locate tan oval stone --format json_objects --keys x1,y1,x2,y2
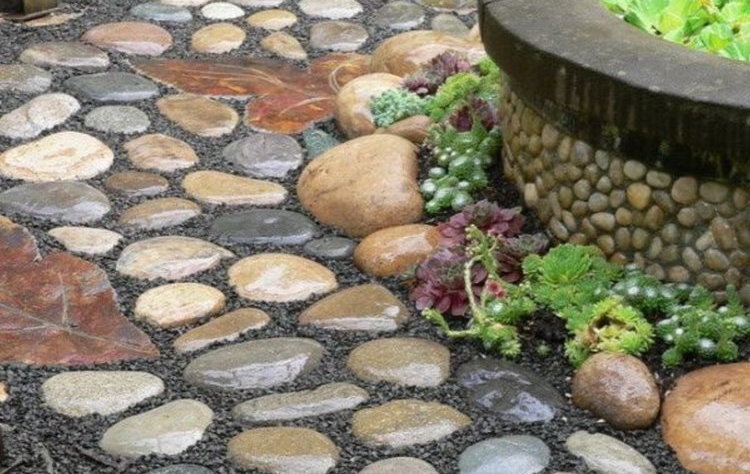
[
  {"x1": 361, "y1": 458, "x2": 438, "y2": 474},
  {"x1": 671, "y1": 176, "x2": 698, "y2": 205},
  {"x1": 124, "y1": 134, "x2": 199, "y2": 172},
  {"x1": 82, "y1": 22, "x2": 173, "y2": 56},
  {"x1": 347, "y1": 337, "x2": 450, "y2": 387},
  {"x1": 157, "y1": 94, "x2": 239, "y2": 137},
  {"x1": 0, "y1": 93, "x2": 80, "y2": 140},
  {"x1": 191, "y1": 23, "x2": 246, "y2": 54},
  {"x1": 118, "y1": 197, "x2": 201, "y2": 230},
  {"x1": 228, "y1": 253, "x2": 338, "y2": 302},
  {"x1": 183, "y1": 170, "x2": 287, "y2": 206},
  {"x1": 298, "y1": 134, "x2": 422, "y2": 237},
  {"x1": 627, "y1": 183, "x2": 652, "y2": 210},
  {"x1": 381, "y1": 115, "x2": 433, "y2": 144},
  {"x1": 246, "y1": 9, "x2": 297, "y2": 30},
  {"x1": 48, "y1": 226, "x2": 122, "y2": 255},
  {"x1": 261, "y1": 32, "x2": 307, "y2": 60},
  {"x1": 135, "y1": 283, "x2": 225, "y2": 327},
  {"x1": 354, "y1": 224, "x2": 439, "y2": 277},
  {"x1": 335, "y1": 73, "x2": 403, "y2": 138},
  {"x1": 105, "y1": 171, "x2": 169, "y2": 197},
  {"x1": 173, "y1": 308, "x2": 270, "y2": 353}
]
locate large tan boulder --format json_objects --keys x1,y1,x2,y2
[{"x1": 335, "y1": 73, "x2": 402, "y2": 138}]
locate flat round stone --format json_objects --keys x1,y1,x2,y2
[
  {"x1": 233, "y1": 382, "x2": 368, "y2": 423},
  {"x1": 160, "y1": 0, "x2": 211, "y2": 6},
  {"x1": 82, "y1": 22, "x2": 173, "y2": 56},
  {"x1": 20, "y1": 41, "x2": 110, "y2": 69},
  {"x1": 565, "y1": 431, "x2": 656, "y2": 474},
  {"x1": 0, "y1": 94, "x2": 80, "y2": 140},
  {"x1": 352, "y1": 399, "x2": 471, "y2": 448},
  {"x1": 223, "y1": 133, "x2": 303, "y2": 178},
  {"x1": 361, "y1": 458, "x2": 438, "y2": 474},
  {"x1": 124, "y1": 134, "x2": 198, "y2": 173},
  {"x1": 183, "y1": 171, "x2": 287, "y2": 206},
  {"x1": 173, "y1": 308, "x2": 271, "y2": 353},
  {"x1": 310, "y1": 21, "x2": 368, "y2": 51},
  {"x1": 459, "y1": 436, "x2": 551, "y2": 474},
  {"x1": 201, "y1": 2, "x2": 245, "y2": 19},
  {"x1": 130, "y1": 2, "x2": 193, "y2": 22},
  {"x1": 100, "y1": 399, "x2": 213, "y2": 458},
  {"x1": 0, "y1": 64, "x2": 52, "y2": 93},
  {"x1": 228, "y1": 427, "x2": 339, "y2": 474},
  {"x1": 105, "y1": 171, "x2": 169, "y2": 197},
  {"x1": 417, "y1": 0, "x2": 476, "y2": 13},
  {"x1": 118, "y1": 197, "x2": 201, "y2": 230},
  {"x1": 0, "y1": 131, "x2": 112, "y2": 182},
  {"x1": 0, "y1": 182, "x2": 110, "y2": 223},
  {"x1": 41, "y1": 371, "x2": 164, "y2": 417},
  {"x1": 431, "y1": 13, "x2": 469, "y2": 35},
  {"x1": 299, "y1": 284, "x2": 409, "y2": 331},
  {"x1": 85, "y1": 106, "x2": 150, "y2": 134},
  {"x1": 211, "y1": 209, "x2": 316, "y2": 245},
  {"x1": 354, "y1": 224, "x2": 439, "y2": 277},
  {"x1": 347, "y1": 337, "x2": 450, "y2": 386},
  {"x1": 302, "y1": 128, "x2": 340, "y2": 158},
  {"x1": 135, "y1": 283, "x2": 225, "y2": 327},
  {"x1": 191, "y1": 23, "x2": 246, "y2": 54},
  {"x1": 261, "y1": 32, "x2": 308, "y2": 60},
  {"x1": 304, "y1": 236, "x2": 355, "y2": 260},
  {"x1": 158, "y1": 94, "x2": 238, "y2": 137},
  {"x1": 65, "y1": 72, "x2": 158, "y2": 102},
  {"x1": 48, "y1": 226, "x2": 122, "y2": 255},
  {"x1": 116, "y1": 236, "x2": 233, "y2": 281},
  {"x1": 184, "y1": 338, "x2": 323, "y2": 390},
  {"x1": 299, "y1": 0, "x2": 363, "y2": 19},
  {"x1": 146, "y1": 466, "x2": 212, "y2": 474},
  {"x1": 246, "y1": 9, "x2": 297, "y2": 30},
  {"x1": 228, "y1": 253, "x2": 337, "y2": 302},
  {"x1": 374, "y1": 1, "x2": 425, "y2": 29}
]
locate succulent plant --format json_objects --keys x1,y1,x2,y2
[
  {"x1": 497, "y1": 233, "x2": 551, "y2": 283},
  {"x1": 369, "y1": 88, "x2": 430, "y2": 128},
  {"x1": 437, "y1": 200, "x2": 525, "y2": 247},
  {"x1": 403, "y1": 51, "x2": 473, "y2": 96}
]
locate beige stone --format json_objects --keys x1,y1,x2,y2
[
  {"x1": 48, "y1": 226, "x2": 122, "y2": 255},
  {"x1": 191, "y1": 23, "x2": 246, "y2": 53},
  {"x1": 124, "y1": 134, "x2": 198, "y2": 172},
  {"x1": 135, "y1": 283, "x2": 225, "y2": 327},
  {"x1": 173, "y1": 308, "x2": 271, "y2": 353},
  {"x1": 381, "y1": 115, "x2": 433, "y2": 144},
  {"x1": 347, "y1": 337, "x2": 450, "y2": 387},
  {"x1": 335, "y1": 73, "x2": 403, "y2": 138},
  {"x1": 182, "y1": 170, "x2": 287, "y2": 206},
  {"x1": 261, "y1": 32, "x2": 307, "y2": 60},
  {"x1": 0, "y1": 93, "x2": 80, "y2": 140},
  {"x1": 246, "y1": 9, "x2": 298, "y2": 30},
  {"x1": 157, "y1": 94, "x2": 238, "y2": 137},
  {"x1": 627, "y1": 183, "x2": 652, "y2": 210},
  {"x1": 354, "y1": 224, "x2": 439, "y2": 277},
  {"x1": 82, "y1": 22, "x2": 173, "y2": 56},
  {"x1": 118, "y1": 197, "x2": 201, "y2": 230}
]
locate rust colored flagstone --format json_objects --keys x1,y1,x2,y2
[
  {"x1": 0, "y1": 217, "x2": 158, "y2": 366},
  {"x1": 133, "y1": 53, "x2": 370, "y2": 134}
]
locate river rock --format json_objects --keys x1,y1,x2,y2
[
  {"x1": 335, "y1": 73, "x2": 403, "y2": 138},
  {"x1": 65, "y1": 72, "x2": 158, "y2": 102},
  {"x1": 0, "y1": 182, "x2": 110, "y2": 223},
  {"x1": 118, "y1": 197, "x2": 201, "y2": 230},
  {"x1": 211, "y1": 209, "x2": 316, "y2": 245},
  {"x1": 184, "y1": 338, "x2": 323, "y2": 390},
  {"x1": 146, "y1": 466, "x2": 211, "y2": 474},
  {"x1": 360, "y1": 458, "x2": 438, "y2": 474},
  {"x1": 183, "y1": 171, "x2": 287, "y2": 206},
  {"x1": 191, "y1": 23, "x2": 246, "y2": 54},
  {"x1": 223, "y1": 132, "x2": 303, "y2": 178},
  {"x1": 354, "y1": 224, "x2": 439, "y2": 277},
  {"x1": 105, "y1": 171, "x2": 169, "y2": 196},
  {"x1": 82, "y1": 22, "x2": 173, "y2": 56},
  {"x1": 246, "y1": 9, "x2": 297, "y2": 30},
  {"x1": 201, "y1": 2, "x2": 245, "y2": 19},
  {"x1": 157, "y1": 94, "x2": 238, "y2": 137},
  {"x1": 48, "y1": 226, "x2": 122, "y2": 255},
  {"x1": 302, "y1": 128, "x2": 340, "y2": 158},
  {"x1": 298, "y1": 134, "x2": 422, "y2": 237},
  {"x1": 431, "y1": 14, "x2": 469, "y2": 35},
  {"x1": 85, "y1": 106, "x2": 150, "y2": 134},
  {"x1": 459, "y1": 436, "x2": 550, "y2": 474},
  {"x1": 261, "y1": 32, "x2": 307, "y2": 60},
  {"x1": 116, "y1": 236, "x2": 233, "y2": 280},
  {"x1": 380, "y1": 115, "x2": 433, "y2": 144},
  {"x1": 303, "y1": 236, "x2": 355, "y2": 259},
  {"x1": 130, "y1": 2, "x2": 193, "y2": 22},
  {"x1": 347, "y1": 337, "x2": 450, "y2": 386},
  {"x1": 0, "y1": 93, "x2": 80, "y2": 140},
  {"x1": 173, "y1": 308, "x2": 270, "y2": 353},
  {"x1": 125, "y1": 134, "x2": 199, "y2": 173},
  {"x1": 310, "y1": 21, "x2": 368, "y2": 52},
  {"x1": 300, "y1": 0, "x2": 362, "y2": 19},
  {"x1": 299, "y1": 284, "x2": 409, "y2": 331},
  {"x1": 0, "y1": 64, "x2": 51, "y2": 93},
  {"x1": 418, "y1": 0, "x2": 476, "y2": 13},
  {"x1": 565, "y1": 431, "x2": 656, "y2": 474},
  {"x1": 135, "y1": 283, "x2": 225, "y2": 327},
  {"x1": 374, "y1": 1, "x2": 425, "y2": 29}
]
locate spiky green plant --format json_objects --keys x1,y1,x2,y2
[{"x1": 369, "y1": 89, "x2": 431, "y2": 128}]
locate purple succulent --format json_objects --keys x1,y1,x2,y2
[
  {"x1": 497, "y1": 233, "x2": 551, "y2": 282},
  {"x1": 438, "y1": 201, "x2": 525, "y2": 248},
  {"x1": 404, "y1": 51, "x2": 473, "y2": 96},
  {"x1": 449, "y1": 104, "x2": 473, "y2": 131}
]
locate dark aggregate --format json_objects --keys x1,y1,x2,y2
[{"x1": 0, "y1": 1, "x2": 712, "y2": 473}]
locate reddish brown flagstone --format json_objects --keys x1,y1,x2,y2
[{"x1": 0, "y1": 217, "x2": 158, "y2": 366}]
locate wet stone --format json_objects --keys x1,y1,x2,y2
[
  {"x1": 130, "y1": 2, "x2": 193, "y2": 22},
  {"x1": 119, "y1": 198, "x2": 201, "y2": 230},
  {"x1": 82, "y1": 22, "x2": 173, "y2": 56},
  {"x1": 146, "y1": 466, "x2": 212, "y2": 474},
  {"x1": 125, "y1": 134, "x2": 199, "y2": 173},
  {"x1": 347, "y1": 337, "x2": 450, "y2": 386},
  {"x1": 246, "y1": 9, "x2": 297, "y2": 30},
  {"x1": 211, "y1": 209, "x2": 316, "y2": 245},
  {"x1": 191, "y1": 23, "x2": 246, "y2": 54},
  {"x1": 173, "y1": 308, "x2": 271, "y2": 353},
  {"x1": 223, "y1": 132, "x2": 303, "y2": 178},
  {"x1": 310, "y1": 21, "x2": 368, "y2": 52},
  {"x1": 304, "y1": 236, "x2": 355, "y2": 260},
  {"x1": 233, "y1": 382, "x2": 368, "y2": 423},
  {"x1": 135, "y1": 283, "x2": 225, "y2": 328},
  {"x1": 354, "y1": 224, "x2": 439, "y2": 277},
  {"x1": 299, "y1": 284, "x2": 408, "y2": 331},
  {"x1": 105, "y1": 171, "x2": 169, "y2": 197},
  {"x1": 201, "y1": 2, "x2": 245, "y2": 19},
  {"x1": 299, "y1": 0, "x2": 363, "y2": 19},
  {"x1": 158, "y1": 94, "x2": 238, "y2": 137},
  {"x1": 0, "y1": 93, "x2": 80, "y2": 140},
  {"x1": 456, "y1": 358, "x2": 565, "y2": 423},
  {"x1": 20, "y1": 41, "x2": 109, "y2": 69},
  {"x1": 431, "y1": 13, "x2": 468, "y2": 34},
  {"x1": 0, "y1": 64, "x2": 52, "y2": 93},
  {"x1": 0, "y1": 182, "x2": 110, "y2": 223},
  {"x1": 261, "y1": 32, "x2": 308, "y2": 60},
  {"x1": 374, "y1": 1, "x2": 425, "y2": 29},
  {"x1": 184, "y1": 171, "x2": 286, "y2": 206},
  {"x1": 566, "y1": 431, "x2": 656, "y2": 474},
  {"x1": 184, "y1": 338, "x2": 323, "y2": 390},
  {"x1": 85, "y1": 106, "x2": 150, "y2": 134},
  {"x1": 42, "y1": 371, "x2": 164, "y2": 417},
  {"x1": 459, "y1": 436, "x2": 551, "y2": 474},
  {"x1": 361, "y1": 458, "x2": 438, "y2": 474},
  {"x1": 48, "y1": 226, "x2": 122, "y2": 255},
  {"x1": 100, "y1": 400, "x2": 213, "y2": 458},
  {"x1": 65, "y1": 72, "x2": 158, "y2": 102}
]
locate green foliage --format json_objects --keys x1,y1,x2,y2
[
  {"x1": 369, "y1": 89, "x2": 430, "y2": 128},
  {"x1": 609, "y1": 265, "x2": 692, "y2": 315},
  {"x1": 427, "y1": 72, "x2": 482, "y2": 122}
]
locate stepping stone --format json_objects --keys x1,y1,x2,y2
[
  {"x1": 0, "y1": 94, "x2": 80, "y2": 140},
  {"x1": 228, "y1": 427, "x2": 339, "y2": 474},
  {"x1": 361, "y1": 458, "x2": 438, "y2": 474},
  {"x1": 228, "y1": 253, "x2": 337, "y2": 302},
  {"x1": 352, "y1": 399, "x2": 471, "y2": 448},
  {"x1": 105, "y1": 171, "x2": 169, "y2": 197},
  {"x1": 100, "y1": 399, "x2": 213, "y2": 458},
  {"x1": 65, "y1": 72, "x2": 159, "y2": 102},
  {"x1": 431, "y1": 13, "x2": 469, "y2": 35},
  {"x1": 223, "y1": 133, "x2": 303, "y2": 178},
  {"x1": 354, "y1": 224, "x2": 439, "y2": 277},
  {"x1": 201, "y1": 2, "x2": 244, "y2": 19},
  {"x1": 566, "y1": 431, "x2": 656, "y2": 474},
  {"x1": 211, "y1": 209, "x2": 316, "y2": 245},
  {"x1": 299, "y1": 284, "x2": 409, "y2": 331},
  {"x1": 374, "y1": 1, "x2": 425, "y2": 29},
  {"x1": 173, "y1": 308, "x2": 271, "y2": 353},
  {"x1": 183, "y1": 171, "x2": 287, "y2": 206},
  {"x1": 302, "y1": 129, "x2": 339, "y2": 158},
  {"x1": 158, "y1": 94, "x2": 238, "y2": 137},
  {"x1": 304, "y1": 236, "x2": 355, "y2": 260},
  {"x1": 19, "y1": 41, "x2": 110, "y2": 69},
  {"x1": 124, "y1": 134, "x2": 199, "y2": 173},
  {"x1": 246, "y1": 9, "x2": 297, "y2": 30},
  {"x1": 146, "y1": 466, "x2": 212, "y2": 474},
  {"x1": 459, "y1": 436, "x2": 551, "y2": 474},
  {"x1": 310, "y1": 21, "x2": 368, "y2": 52},
  {"x1": 228, "y1": 0, "x2": 283, "y2": 6},
  {"x1": 299, "y1": 0, "x2": 363, "y2": 19},
  {"x1": 82, "y1": 22, "x2": 173, "y2": 56},
  {"x1": 135, "y1": 283, "x2": 226, "y2": 327},
  {"x1": 48, "y1": 226, "x2": 122, "y2": 255},
  {"x1": 417, "y1": 0, "x2": 476, "y2": 13},
  {"x1": 118, "y1": 197, "x2": 201, "y2": 230},
  {"x1": 0, "y1": 182, "x2": 110, "y2": 223},
  {"x1": 85, "y1": 106, "x2": 150, "y2": 134},
  {"x1": 233, "y1": 382, "x2": 368, "y2": 423},
  {"x1": 41, "y1": 371, "x2": 164, "y2": 417},
  {"x1": 0, "y1": 64, "x2": 51, "y2": 93},
  {"x1": 191, "y1": 23, "x2": 246, "y2": 54},
  {"x1": 372, "y1": 31, "x2": 484, "y2": 76},
  {"x1": 130, "y1": 2, "x2": 193, "y2": 22},
  {"x1": 456, "y1": 358, "x2": 566, "y2": 423},
  {"x1": 335, "y1": 72, "x2": 402, "y2": 138},
  {"x1": 347, "y1": 337, "x2": 450, "y2": 386},
  {"x1": 116, "y1": 236, "x2": 233, "y2": 281},
  {"x1": 261, "y1": 32, "x2": 307, "y2": 60},
  {"x1": 23, "y1": 12, "x2": 81, "y2": 27},
  {"x1": 0, "y1": 131, "x2": 112, "y2": 182},
  {"x1": 184, "y1": 338, "x2": 323, "y2": 390}
]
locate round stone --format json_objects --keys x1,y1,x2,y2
[
  {"x1": 361, "y1": 458, "x2": 438, "y2": 474},
  {"x1": 0, "y1": 181, "x2": 110, "y2": 223},
  {"x1": 125, "y1": 134, "x2": 198, "y2": 173},
  {"x1": 42, "y1": 371, "x2": 164, "y2": 417},
  {"x1": 566, "y1": 431, "x2": 656, "y2": 474},
  {"x1": 223, "y1": 133, "x2": 303, "y2": 178},
  {"x1": 700, "y1": 181, "x2": 730, "y2": 203},
  {"x1": 135, "y1": 283, "x2": 226, "y2": 328},
  {"x1": 85, "y1": 106, "x2": 150, "y2": 134},
  {"x1": 130, "y1": 2, "x2": 193, "y2": 22},
  {"x1": 82, "y1": 22, "x2": 173, "y2": 56},
  {"x1": 0, "y1": 64, "x2": 52, "y2": 93},
  {"x1": 211, "y1": 209, "x2": 316, "y2": 245},
  {"x1": 299, "y1": 284, "x2": 409, "y2": 331},
  {"x1": 623, "y1": 160, "x2": 647, "y2": 180},
  {"x1": 417, "y1": 0, "x2": 476, "y2": 13},
  {"x1": 430, "y1": 13, "x2": 468, "y2": 34},
  {"x1": 646, "y1": 170, "x2": 671, "y2": 188},
  {"x1": 354, "y1": 225, "x2": 439, "y2": 277},
  {"x1": 310, "y1": 21, "x2": 368, "y2": 52},
  {"x1": 228, "y1": 427, "x2": 339, "y2": 474},
  {"x1": 99, "y1": 400, "x2": 213, "y2": 458},
  {"x1": 304, "y1": 236, "x2": 356, "y2": 259},
  {"x1": 590, "y1": 212, "x2": 616, "y2": 232},
  {"x1": 347, "y1": 337, "x2": 450, "y2": 387},
  {"x1": 352, "y1": 399, "x2": 471, "y2": 448},
  {"x1": 459, "y1": 436, "x2": 550, "y2": 474},
  {"x1": 183, "y1": 171, "x2": 287, "y2": 206},
  {"x1": 0, "y1": 93, "x2": 80, "y2": 140},
  {"x1": 246, "y1": 9, "x2": 297, "y2": 30},
  {"x1": 191, "y1": 23, "x2": 246, "y2": 54},
  {"x1": 48, "y1": 226, "x2": 122, "y2": 255},
  {"x1": 118, "y1": 198, "x2": 201, "y2": 230},
  {"x1": 158, "y1": 94, "x2": 239, "y2": 137},
  {"x1": 173, "y1": 308, "x2": 271, "y2": 353},
  {"x1": 201, "y1": 2, "x2": 245, "y2": 19},
  {"x1": 335, "y1": 72, "x2": 403, "y2": 138},
  {"x1": 260, "y1": 32, "x2": 307, "y2": 60},
  {"x1": 105, "y1": 171, "x2": 169, "y2": 197},
  {"x1": 183, "y1": 338, "x2": 323, "y2": 390},
  {"x1": 627, "y1": 183, "x2": 652, "y2": 210},
  {"x1": 20, "y1": 41, "x2": 109, "y2": 69},
  {"x1": 299, "y1": 0, "x2": 363, "y2": 19},
  {"x1": 671, "y1": 176, "x2": 699, "y2": 204},
  {"x1": 65, "y1": 72, "x2": 158, "y2": 102},
  {"x1": 374, "y1": 1, "x2": 425, "y2": 29}
]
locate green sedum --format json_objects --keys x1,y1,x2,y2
[{"x1": 369, "y1": 89, "x2": 431, "y2": 128}]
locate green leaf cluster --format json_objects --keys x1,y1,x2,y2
[
  {"x1": 426, "y1": 59, "x2": 502, "y2": 123},
  {"x1": 369, "y1": 89, "x2": 431, "y2": 128}
]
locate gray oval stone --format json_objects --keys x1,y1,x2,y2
[
  {"x1": 459, "y1": 436, "x2": 550, "y2": 474},
  {"x1": 65, "y1": 72, "x2": 159, "y2": 102},
  {"x1": 20, "y1": 41, "x2": 110, "y2": 69},
  {"x1": 310, "y1": 21, "x2": 368, "y2": 52},
  {"x1": 304, "y1": 236, "x2": 355, "y2": 259},
  {"x1": 146, "y1": 465, "x2": 212, "y2": 474},
  {"x1": 211, "y1": 209, "x2": 317, "y2": 245},
  {"x1": 131, "y1": 2, "x2": 193, "y2": 22},
  {"x1": 223, "y1": 133, "x2": 303, "y2": 178},
  {"x1": 0, "y1": 181, "x2": 110, "y2": 223},
  {"x1": 374, "y1": 1, "x2": 425, "y2": 29},
  {"x1": 565, "y1": 431, "x2": 656, "y2": 474},
  {"x1": 85, "y1": 106, "x2": 150, "y2": 134},
  {"x1": 360, "y1": 457, "x2": 438, "y2": 474},
  {"x1": 0, "y1": 64, "x2": 51, "y2": 93},
  {"x1": 184, "y1": 338, "x2": 324, "y2": 390}
]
